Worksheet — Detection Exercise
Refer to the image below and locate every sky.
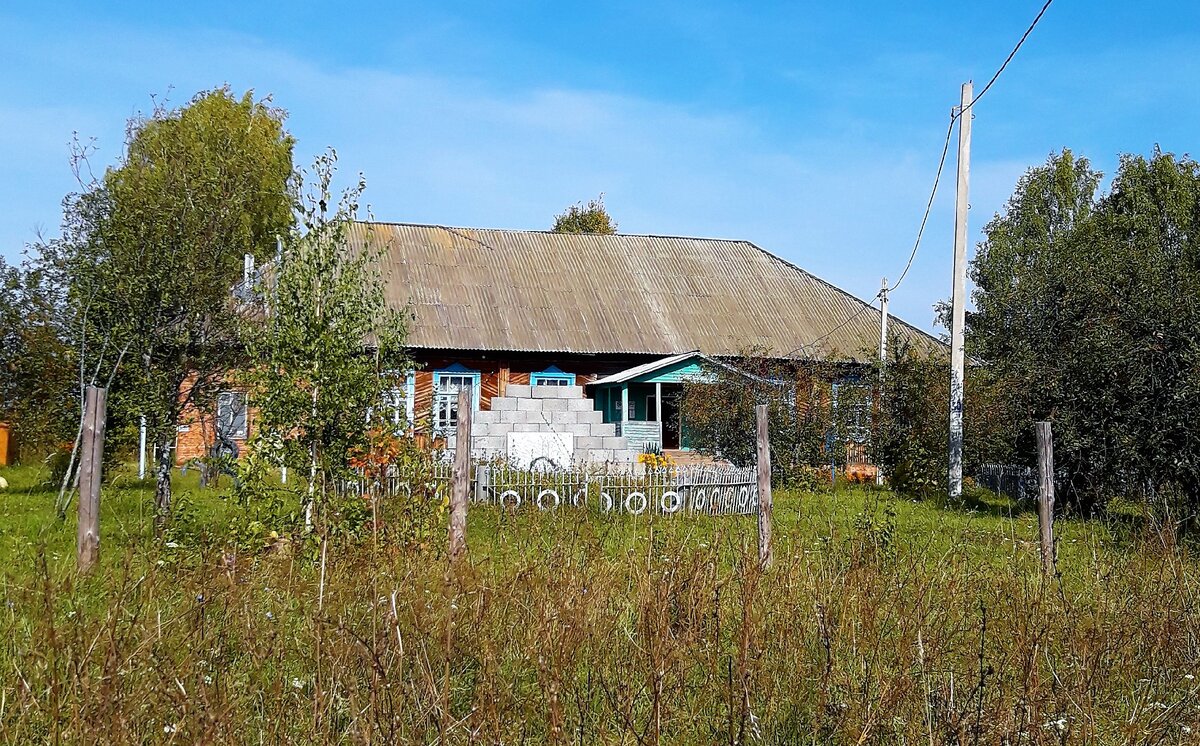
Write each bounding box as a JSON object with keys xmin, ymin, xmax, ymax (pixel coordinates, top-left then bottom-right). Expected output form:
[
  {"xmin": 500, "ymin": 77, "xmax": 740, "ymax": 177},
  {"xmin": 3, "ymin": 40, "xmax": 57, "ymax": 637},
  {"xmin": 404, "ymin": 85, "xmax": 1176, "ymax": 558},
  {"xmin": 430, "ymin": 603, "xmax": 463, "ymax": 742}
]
[{"xmin": 2, "ymin": 1, "xmax": 1197, "ymax": 333}]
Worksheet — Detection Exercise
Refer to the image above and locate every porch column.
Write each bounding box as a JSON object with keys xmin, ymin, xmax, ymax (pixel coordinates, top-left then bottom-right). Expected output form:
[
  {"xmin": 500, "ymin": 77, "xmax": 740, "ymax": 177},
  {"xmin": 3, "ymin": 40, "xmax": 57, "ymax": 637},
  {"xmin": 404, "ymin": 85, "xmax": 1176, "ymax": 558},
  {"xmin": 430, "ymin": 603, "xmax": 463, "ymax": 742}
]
[
  {"xmin": 655, "ymin": 382, "xmax": 663, "ymax": 448},
  {"xmin": 621, "ymin": 385, "xmax": 629, "ymax": 436}
]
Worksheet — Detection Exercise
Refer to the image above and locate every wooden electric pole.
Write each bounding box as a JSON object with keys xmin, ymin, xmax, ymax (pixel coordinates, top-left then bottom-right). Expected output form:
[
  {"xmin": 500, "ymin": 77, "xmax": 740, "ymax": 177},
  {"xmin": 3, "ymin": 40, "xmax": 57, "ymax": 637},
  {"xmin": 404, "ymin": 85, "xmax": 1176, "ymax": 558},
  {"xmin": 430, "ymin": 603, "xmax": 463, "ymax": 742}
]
[
  {"xmin": 948, "ymin": 81, "xmax": 972, "ymax": 499},
  {"xmin": 876, "ymin": 278, "xmax": 888, "ymax": 487}
]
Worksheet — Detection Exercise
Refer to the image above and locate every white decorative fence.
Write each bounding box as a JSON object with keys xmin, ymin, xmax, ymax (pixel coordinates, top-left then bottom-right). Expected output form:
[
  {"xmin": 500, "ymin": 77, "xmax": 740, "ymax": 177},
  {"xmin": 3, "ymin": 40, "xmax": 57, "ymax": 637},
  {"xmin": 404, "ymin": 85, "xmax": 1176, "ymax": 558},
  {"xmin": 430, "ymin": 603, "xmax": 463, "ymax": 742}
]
[{"xmin": 350, "ymin": 462, "xmax": 760, "ymax": 517}]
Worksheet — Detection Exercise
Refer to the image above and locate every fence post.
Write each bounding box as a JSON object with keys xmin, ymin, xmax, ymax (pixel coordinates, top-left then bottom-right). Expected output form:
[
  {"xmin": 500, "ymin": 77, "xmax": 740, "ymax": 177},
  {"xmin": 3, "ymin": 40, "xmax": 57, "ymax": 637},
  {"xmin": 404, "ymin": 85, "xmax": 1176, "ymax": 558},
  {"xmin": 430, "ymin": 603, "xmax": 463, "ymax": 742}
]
[
  {"xmin": 1036, "ymin": 421, "xmax": 1055, "ymax": 576},
  {"xmin": 755, "ymin": 404, "xmax": 773, "ymax": 569},
  {"xmin": 449, "ymin": 388, "xmax": 471, "ymax": 561},
  {"xmin": 77, "ymin": 385, "xmax": 107, "ymax": 574}
]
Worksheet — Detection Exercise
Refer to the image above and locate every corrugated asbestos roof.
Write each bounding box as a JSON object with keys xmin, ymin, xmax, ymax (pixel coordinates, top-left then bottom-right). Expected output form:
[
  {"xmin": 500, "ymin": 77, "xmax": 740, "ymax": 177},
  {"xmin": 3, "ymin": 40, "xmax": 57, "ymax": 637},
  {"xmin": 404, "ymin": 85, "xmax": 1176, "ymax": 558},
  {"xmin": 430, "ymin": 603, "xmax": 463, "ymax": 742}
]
[{"xmin": 349, "ymin": 222, "xmax": 943, "ymax": 361}]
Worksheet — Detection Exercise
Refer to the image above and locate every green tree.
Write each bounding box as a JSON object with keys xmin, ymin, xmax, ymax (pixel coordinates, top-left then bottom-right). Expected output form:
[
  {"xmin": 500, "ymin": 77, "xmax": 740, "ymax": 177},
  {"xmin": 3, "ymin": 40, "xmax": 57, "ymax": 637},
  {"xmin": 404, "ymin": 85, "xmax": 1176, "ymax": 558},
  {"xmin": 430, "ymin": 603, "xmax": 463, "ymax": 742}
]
[
  {"xmin": 0, "ymin": 255, "xmax": 77, "ymax": 460},
  {"xmin": 551, "ymin": 195, "xmax": 617, "ymax": 234},
  {"xmin": 968, "ymin": 148, "xmax": 1200, "ymax": 514},
  {"xmin": 60, "ymin": 88, "xmax": 294, "ymax": 519},
  {"xmin": 237, "ymin": 152, "xmax": 409, "ymax": 530}
]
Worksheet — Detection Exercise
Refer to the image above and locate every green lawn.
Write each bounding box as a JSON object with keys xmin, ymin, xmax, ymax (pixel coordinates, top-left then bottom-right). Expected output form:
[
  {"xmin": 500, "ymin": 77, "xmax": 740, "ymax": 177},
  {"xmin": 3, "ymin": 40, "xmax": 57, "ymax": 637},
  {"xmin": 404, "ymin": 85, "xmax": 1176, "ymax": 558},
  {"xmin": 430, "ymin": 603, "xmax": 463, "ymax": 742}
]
[{"xmin": 0, "ymin": 461, "xmax": 1196, "ymax": 743}]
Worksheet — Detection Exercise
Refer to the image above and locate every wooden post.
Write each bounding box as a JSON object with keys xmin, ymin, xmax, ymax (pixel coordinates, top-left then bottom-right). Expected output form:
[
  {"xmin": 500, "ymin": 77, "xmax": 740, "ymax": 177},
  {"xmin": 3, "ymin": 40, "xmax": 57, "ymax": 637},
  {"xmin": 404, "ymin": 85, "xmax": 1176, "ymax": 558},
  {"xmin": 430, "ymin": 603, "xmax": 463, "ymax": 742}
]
[
  {"xmin": 755, "ymin": 404, "xmax": 773, "ymax": 569},
  {"xmin": 449, "ymin": 388, "xmax": 471, "ymax": 561},
  {"xmin": 1036, "ymin": 421, "xmax": 1055, "ymax": 575},
  {"xmin": 77, "ymin": 386, "xmax": 107, "ymax": 574}
]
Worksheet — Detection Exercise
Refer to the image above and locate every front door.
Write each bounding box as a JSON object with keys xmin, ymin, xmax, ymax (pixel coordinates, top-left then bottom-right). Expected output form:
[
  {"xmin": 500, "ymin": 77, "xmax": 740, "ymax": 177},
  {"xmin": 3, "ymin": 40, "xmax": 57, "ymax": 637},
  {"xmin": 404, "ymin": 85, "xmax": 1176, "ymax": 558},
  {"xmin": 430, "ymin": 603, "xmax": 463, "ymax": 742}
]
[{"xmin": 662, "ymin": 386, "xmax": 681, "ymax": 449}]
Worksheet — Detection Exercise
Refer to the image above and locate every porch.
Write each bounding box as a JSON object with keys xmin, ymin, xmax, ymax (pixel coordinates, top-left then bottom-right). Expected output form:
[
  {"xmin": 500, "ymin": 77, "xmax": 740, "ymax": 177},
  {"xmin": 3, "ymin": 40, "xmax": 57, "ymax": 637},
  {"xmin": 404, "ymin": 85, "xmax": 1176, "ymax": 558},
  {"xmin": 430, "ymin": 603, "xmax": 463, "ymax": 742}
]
[{"xmin": 587, "ymin": 351, "xmax": 711, "ymax": 453}]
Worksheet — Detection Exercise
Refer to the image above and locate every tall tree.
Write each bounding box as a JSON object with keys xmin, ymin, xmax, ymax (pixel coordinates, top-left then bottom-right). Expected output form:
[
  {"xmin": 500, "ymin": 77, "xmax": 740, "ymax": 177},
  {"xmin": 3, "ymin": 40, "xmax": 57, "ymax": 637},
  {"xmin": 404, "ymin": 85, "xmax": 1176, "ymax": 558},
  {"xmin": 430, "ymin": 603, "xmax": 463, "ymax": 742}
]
[
  {"xmin": 238, "ymin": 152, "xmax": 409, "ymax": 528},
  {"xmin": 968, "ymin": 148, "xmax": 1200, "ymax": 513},
  {"xmin": 62, "ymin": 88, "xmax": 294, "ymax": 519},
  {"xmin": 552, "ymin": 195, "xmax": 617, "ymax": 234},
  {"xmin": 0, "ymin": 254, "xmax": 76, "ymax": 460}
]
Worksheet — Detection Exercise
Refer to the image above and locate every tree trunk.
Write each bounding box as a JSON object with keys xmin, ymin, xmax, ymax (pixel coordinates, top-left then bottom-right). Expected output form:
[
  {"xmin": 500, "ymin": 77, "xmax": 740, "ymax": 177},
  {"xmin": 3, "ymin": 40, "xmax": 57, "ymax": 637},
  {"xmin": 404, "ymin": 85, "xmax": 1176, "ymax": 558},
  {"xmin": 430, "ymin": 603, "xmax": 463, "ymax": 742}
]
[{"xmin": 154, "ymin": 434, "xmax": 173, "ymax": 527}]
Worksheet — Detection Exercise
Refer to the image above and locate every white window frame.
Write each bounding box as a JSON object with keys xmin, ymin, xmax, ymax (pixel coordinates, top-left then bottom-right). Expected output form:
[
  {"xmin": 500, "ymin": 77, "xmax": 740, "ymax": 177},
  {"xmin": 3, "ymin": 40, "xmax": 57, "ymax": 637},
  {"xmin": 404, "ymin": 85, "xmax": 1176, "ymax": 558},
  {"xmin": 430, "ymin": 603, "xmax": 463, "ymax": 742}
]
[
  {"xmin": 216, "ymin": 391, "xmax": 248, "ymax": 440},
  {"xmin": 378, "ymin": 372, "xmax": 416, "ymax": 429},
  {"xmin": 433, "ymin": 367, "xmax": 480, "ymax": 434}
]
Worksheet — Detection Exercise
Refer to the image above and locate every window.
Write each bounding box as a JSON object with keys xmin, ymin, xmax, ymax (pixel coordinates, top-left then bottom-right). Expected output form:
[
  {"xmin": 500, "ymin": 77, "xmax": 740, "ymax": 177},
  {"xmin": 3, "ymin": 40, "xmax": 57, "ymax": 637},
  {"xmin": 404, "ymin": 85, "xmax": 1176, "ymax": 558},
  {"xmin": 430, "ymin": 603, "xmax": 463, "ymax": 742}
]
[
  {"xmin": 379, "ymin": 372, "xmax": 415, "ymax": 429},
  {"xmin": 531, "ymin": 366, "xmax": 576, "ymax": 387},
  {"xmin": 832, "ymin": 380, "xmax": 871, "ymax": 444},
  {"xmin": 216, "ymin": 391, "xmax": 248, "ymax": 440},
  {"xmin": 434, "ymin": 366, "xmax": 480, "ymax": 434}
]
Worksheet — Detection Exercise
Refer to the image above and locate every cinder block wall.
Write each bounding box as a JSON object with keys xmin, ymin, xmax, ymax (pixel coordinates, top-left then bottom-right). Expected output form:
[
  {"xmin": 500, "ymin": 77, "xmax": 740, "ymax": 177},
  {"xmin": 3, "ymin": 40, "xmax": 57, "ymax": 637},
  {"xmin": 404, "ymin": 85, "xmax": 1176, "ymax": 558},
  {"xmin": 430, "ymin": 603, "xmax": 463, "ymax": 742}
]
[{"xmin": 449, "ymin": 384, "xmax": 639, "ymax": 464}]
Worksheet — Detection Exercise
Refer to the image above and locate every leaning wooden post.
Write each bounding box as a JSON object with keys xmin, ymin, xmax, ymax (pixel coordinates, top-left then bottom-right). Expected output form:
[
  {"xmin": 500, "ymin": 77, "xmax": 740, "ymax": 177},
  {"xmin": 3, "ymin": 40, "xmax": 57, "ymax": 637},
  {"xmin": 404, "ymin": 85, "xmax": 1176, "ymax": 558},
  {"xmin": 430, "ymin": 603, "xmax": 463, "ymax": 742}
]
[
  {"xmin": 449, "ymin": 388, "xmax": 471, "ymax": 561},
  {"xmin": 755, "ymin": 404, "xmax": 773, "ymax": 569},
  {"xmin": 1036, "ymin": 421, "xmax": 1055, "ymax": 576},
  {"xmin": 77, "ymin": 385, "xmax": 107, "ymax": 574}
]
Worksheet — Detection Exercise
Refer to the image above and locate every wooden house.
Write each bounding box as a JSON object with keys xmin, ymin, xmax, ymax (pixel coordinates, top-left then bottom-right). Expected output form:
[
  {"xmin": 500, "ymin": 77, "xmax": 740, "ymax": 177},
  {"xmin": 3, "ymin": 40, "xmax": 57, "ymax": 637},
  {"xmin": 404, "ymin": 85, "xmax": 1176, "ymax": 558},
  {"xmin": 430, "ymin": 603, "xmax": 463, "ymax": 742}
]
[{"xmin": 176, "ymin": 222, "xmax": 940, "ymax": 464}]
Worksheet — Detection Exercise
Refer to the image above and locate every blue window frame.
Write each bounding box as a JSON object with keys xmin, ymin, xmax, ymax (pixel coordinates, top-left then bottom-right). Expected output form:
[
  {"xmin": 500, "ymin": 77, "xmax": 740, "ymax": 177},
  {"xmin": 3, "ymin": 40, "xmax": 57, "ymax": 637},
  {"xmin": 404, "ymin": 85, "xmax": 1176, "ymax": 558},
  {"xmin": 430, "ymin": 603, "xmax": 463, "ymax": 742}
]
[
  {"xmin": 433, "ymin": 364, "xmax": 481, "ymax": 433},
  {"xmin": 530, "ymin": 365, "xmax": 576, "ymax": 387}
]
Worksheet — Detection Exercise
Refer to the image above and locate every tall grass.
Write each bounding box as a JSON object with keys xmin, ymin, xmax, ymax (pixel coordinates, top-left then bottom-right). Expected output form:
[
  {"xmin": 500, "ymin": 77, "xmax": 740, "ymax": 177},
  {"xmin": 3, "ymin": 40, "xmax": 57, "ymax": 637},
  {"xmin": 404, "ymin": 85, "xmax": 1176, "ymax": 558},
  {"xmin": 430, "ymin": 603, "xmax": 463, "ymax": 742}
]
[{"xmin": 1, "ymin": 468, "xmax": 1199, "ymax": 743}]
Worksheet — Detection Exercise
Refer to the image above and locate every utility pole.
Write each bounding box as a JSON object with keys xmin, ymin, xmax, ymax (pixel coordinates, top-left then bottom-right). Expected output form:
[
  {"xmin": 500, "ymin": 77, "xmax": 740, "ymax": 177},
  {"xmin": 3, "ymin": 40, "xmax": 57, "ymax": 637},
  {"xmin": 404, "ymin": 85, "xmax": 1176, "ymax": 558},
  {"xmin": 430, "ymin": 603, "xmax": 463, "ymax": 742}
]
[
  {"xmin": 876, "ymin": 278, "xmax": 888, "ymax": 487},
  {"xmin": 948, "ymin": 81, "xmax": 973, "ymax": 499}
]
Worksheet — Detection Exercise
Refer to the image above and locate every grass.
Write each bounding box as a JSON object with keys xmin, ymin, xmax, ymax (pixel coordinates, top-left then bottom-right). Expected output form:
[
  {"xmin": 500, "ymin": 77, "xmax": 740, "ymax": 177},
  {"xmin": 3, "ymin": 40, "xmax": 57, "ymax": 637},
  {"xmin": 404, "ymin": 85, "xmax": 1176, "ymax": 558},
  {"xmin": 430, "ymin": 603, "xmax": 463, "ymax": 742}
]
[{"xmin": 1, "ymin": 462, "xmax": 1198, "ymax": 743}]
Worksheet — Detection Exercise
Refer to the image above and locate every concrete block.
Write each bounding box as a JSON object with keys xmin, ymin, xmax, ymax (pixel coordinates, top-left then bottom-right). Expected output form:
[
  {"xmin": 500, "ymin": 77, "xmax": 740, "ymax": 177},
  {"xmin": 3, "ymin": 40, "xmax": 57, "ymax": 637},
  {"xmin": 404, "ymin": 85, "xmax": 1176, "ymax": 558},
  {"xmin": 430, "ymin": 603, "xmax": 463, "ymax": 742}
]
[
  {"xmin": 564, "ymin": 422, "xmax": 592, "ymax": 436},
  {"xmin": 499, "ymin": 409, "xmax": 521, "ymax": 424},
  {"xmin": 588, "ymin": 449, "xmax": 614, "ymax": 463},
  {"xmin": 506, "ymin": 384, "xmax": 531, "ymax": 399},
  {"xmin": 602, "ymin": 436, "xmax": 629, "ymax": 450},
  {"xmin": 491, "ymin": 397, "xmax": 517, "ymax": 411},
  {"xmin": 513, "ymin": 409, "xmax": 546, "ymax": 425},
  {"xmin": 612, "ymin": 449, "xmax": 639, "ymax": 464},
  {"xmin": 576, "ymin": 409, "xmax": 604, "ymax": 424},
  {"xmin": 575, "ymin": 436, "xmax": 605, "ymax": 451},
  {"xmin": 516, "ymin": 398, "xmax": 541, "ymax": 412},
  {"xmin": 568, "ymin": 397, "xmax": 599, "ymax": 411},
  {"xmin": 472, "ymin": 422, "xmax": 491, "ymax": 438},
  {"xmin": 555, "ymin": 410, "xmax": 579, "ymax": 425},
  {"xmin": 590, "ymin": 423, "xmax": 618, "ymax": 438},
  {"xmin": 541, "ymin": 398, "xmax": 569, "ymax": 413},
  {"xmin": 532, "ymin": 384, "xmax": 583, "ymax": 399},
  {"xmin": 472, "ymin": 436, "xmax": 505, "ymax": 454}
]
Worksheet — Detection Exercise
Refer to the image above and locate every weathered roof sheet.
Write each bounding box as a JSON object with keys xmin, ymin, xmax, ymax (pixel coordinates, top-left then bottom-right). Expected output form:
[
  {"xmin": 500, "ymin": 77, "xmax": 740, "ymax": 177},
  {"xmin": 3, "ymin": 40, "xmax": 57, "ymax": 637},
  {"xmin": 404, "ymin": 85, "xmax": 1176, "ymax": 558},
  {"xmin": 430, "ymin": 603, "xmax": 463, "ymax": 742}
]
[{"xmin": 349, "ymin": 222, "xmax": 943, "ymax": 361}]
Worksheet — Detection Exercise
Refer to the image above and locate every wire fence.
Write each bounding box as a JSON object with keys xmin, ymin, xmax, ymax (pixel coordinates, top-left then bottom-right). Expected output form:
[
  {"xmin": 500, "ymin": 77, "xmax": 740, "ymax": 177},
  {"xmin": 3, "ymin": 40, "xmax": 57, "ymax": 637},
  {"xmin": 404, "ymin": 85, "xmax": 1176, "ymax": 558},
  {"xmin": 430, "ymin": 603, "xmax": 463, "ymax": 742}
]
[{"xmin": 974, "ymin": 463, "xmax": 1036, "ymax": 502}]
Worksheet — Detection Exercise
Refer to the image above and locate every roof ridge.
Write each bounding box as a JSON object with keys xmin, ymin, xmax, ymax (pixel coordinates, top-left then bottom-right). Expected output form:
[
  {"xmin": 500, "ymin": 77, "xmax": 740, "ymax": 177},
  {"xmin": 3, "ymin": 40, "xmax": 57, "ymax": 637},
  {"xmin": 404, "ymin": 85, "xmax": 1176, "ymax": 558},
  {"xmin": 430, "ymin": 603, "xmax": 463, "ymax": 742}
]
[{"xmin": 352, "ymin": 220, "xmax": 755, "ymax": 244}]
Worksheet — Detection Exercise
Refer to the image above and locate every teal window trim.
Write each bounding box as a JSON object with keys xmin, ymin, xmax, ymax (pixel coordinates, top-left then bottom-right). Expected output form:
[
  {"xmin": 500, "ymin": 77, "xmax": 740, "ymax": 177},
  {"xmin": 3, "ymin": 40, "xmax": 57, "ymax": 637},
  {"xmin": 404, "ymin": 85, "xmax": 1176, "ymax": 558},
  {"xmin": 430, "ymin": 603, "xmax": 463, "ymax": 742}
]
[{"xmin": 531, "ymin": 366, "xmax": 576, "ymax": 386}]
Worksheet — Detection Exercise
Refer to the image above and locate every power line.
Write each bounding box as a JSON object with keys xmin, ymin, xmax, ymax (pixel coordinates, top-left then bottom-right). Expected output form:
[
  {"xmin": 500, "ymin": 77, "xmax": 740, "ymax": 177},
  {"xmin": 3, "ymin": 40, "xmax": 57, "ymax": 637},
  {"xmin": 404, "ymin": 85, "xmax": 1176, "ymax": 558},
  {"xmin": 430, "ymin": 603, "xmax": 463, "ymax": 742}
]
[
  {"xmin": 776, "ymin": 0, "xmax": 1056, "ymax": 358},
  {"xmin": 888, "ymin": 0, "xmax": 1054, "ymax": 294},
  {"xmin": 890, "ymin": 118, "xmax": 955, "ymax": 293},
  {"xmin": 963, "ymin": 0, "xmax": 1055, "ymax": 114},
  {"xmin": 781, "ymin": 293, "xmax": 880, "ymax": 359}
]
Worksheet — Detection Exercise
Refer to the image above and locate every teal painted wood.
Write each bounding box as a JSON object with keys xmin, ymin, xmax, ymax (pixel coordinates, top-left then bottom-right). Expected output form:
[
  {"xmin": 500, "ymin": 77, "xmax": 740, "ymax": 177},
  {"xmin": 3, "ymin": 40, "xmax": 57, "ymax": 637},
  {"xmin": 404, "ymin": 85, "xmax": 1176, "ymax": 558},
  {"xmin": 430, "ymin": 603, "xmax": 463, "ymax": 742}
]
[{"xmin": 635, "ymin": 360, "xmax": 706, "ymax": 384}]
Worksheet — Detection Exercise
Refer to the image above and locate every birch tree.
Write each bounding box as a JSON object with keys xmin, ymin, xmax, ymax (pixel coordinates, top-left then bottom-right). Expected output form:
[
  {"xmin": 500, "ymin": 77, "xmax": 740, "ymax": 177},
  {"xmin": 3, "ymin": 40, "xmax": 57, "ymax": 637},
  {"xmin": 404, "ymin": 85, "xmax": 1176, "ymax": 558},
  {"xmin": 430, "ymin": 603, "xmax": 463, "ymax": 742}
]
[{"xmin": 239, "ymin": 152, "xmax": 409, "ymax": 529}]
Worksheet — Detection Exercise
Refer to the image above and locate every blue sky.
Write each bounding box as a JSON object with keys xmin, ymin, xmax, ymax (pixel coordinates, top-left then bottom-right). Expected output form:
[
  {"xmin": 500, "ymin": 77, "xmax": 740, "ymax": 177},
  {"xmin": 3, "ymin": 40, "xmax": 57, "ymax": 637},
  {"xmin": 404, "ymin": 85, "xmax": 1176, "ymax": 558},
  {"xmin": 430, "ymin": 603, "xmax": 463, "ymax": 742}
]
[{"xmin": 2, "ymin": 1, "xmax": 1196, "ymax": 332}]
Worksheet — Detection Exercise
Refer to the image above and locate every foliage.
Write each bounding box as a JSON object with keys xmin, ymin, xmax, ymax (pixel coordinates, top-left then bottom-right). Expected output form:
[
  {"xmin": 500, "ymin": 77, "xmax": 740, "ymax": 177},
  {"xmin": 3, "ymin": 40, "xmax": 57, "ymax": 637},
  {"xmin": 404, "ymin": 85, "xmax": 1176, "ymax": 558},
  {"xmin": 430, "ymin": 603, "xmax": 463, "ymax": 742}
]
[
  {"xmin": 0, "ymin": 255, "xmax": 77, "ymax": 459},
  {"xmin": 680, "ymin": 352, "xmax": 861, "ymax": 487},
  {"xmin": 235, "ymin": 151, "xmax": 410, "ymax": 533},
  {"xmin": 871, "ymin": 342, "xmax": 1022, "ymax": 498},
  {"xmin": 51, "ymin": 87, "xmax": 295, "ymax": 517},
  {"xmin": 551, "ymin": 194, "xmax": 618, "ymax": 234},
  {"xmin": 348, "ymin": 427, "xmax": 447, "ymax": 551},
  {"xmin": 969, "ymin": 148, "xmax": 1200, "ymax": 515}
]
